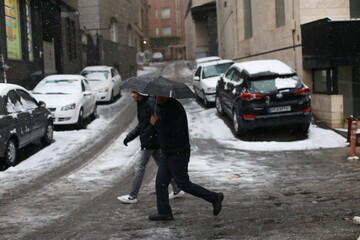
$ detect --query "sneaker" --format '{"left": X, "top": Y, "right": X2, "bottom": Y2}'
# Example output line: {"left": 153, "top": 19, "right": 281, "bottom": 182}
{"left": 212, "top": 192, "right": 224, "bottom": 216}
{"left": 117, "top": 194, "right": 138, "bottom": 204}
{"left": 148, "top": 213, "right": 174, "bottom": 221}
{"left": 169, "top": 190, "right": 185, "bottom": 199}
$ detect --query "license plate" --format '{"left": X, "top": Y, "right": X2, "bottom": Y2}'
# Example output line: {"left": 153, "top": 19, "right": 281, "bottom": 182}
{"left": 268, "top": 106, "right": 291, "bottom": 113}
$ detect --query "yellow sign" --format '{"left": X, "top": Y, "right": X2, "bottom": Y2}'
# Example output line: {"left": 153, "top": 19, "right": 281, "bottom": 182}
{"left": 25, "top": 0, "right": 33, "bottom": 61}
{"left": 5, "top": 0, "right": 22, "bottom": 60}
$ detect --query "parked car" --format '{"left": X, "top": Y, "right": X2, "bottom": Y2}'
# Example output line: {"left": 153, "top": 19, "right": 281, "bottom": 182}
{"left": 193, "top": 59, "right": 234, "bottom": 106}
{"left": 215, "top": 59, "right": 312, "bottom": 136}
{"left": 192, "top": 56, "right": 222, "bottom": 73}
{"left": 32, "top": 75, "right": 97, "bottom": 129}
{"left": 80, "top": 66, "right": 122, "bottom": 103}
{"left": 152, "top": 52, "right": 163, "bottom": 62}
{"left": 0, "top": 83, "right": 53, "bottom": 167}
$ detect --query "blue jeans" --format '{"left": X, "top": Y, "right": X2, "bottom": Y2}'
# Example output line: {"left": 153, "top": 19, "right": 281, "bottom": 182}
{"left": 155, "top": 151, "right": 217, "bottom": 215}
{"left": 129, "top": 148, "right": 180, "bottom": 198}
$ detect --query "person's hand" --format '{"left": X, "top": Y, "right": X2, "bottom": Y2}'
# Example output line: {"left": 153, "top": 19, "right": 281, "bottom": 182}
{"left": 123, "top": 138, "right": 129, "bottom": 146}
{"left": 150, "top": 114, "right": 158, "bottom": 126}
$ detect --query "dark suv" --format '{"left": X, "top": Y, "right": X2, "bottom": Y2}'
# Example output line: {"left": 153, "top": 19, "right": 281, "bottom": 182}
{"left": 215, "top": 59, "right": 311, "bottom": 136}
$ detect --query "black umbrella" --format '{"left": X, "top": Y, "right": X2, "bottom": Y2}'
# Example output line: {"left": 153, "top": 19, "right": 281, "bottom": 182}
{"left": 120, "top": 76, "right": 196, "bottom": 99}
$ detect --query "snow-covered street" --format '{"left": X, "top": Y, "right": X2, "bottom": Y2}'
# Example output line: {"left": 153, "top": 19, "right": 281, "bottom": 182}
{"left": 1, "top": 61, "right": 358, "bottom": 240}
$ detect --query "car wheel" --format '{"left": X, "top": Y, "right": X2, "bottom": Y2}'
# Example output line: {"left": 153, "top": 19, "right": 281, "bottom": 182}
{"left": 215, "top": 95, "right": 225, "bottom": 116}
{"left": 296, "top": 122, "right": 310, "bottom": 133}
{"left": 76, "top": 109, "right": 84, "bottom": 129}
{"left": 41, "top": 120, "right": 54, "bottom": 146}
{"left": 202, "top": 91, "right": 209, "bottom": 106}
{"left": 233, "top": 111, "right": 246, "bottom": 136}
{"left": 90, "top": 103, "right": 97, "bottom": 120}
{"left": 4, "top": 138, "right": 17, "bottom": 167}
{"left": 110, "top": 90, "right": 114, "bottom": 103}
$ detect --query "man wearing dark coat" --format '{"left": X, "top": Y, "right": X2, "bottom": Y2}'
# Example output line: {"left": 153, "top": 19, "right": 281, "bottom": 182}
{"left": 149, "top": 96, "right": 224, "bottom": 221}
{"left": 117, "top": 92, "right": 183, "bottom": 204}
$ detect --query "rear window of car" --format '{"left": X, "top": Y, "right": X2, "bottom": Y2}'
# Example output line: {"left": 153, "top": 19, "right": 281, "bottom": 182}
{"left": 81, "top": 70, "right": 109, "bottom": 79}
{"left": 250, "top": 75, "right": 302, "bottom": 93}
{"left": 202, "top": 63, "right": 234, "bottom": 79}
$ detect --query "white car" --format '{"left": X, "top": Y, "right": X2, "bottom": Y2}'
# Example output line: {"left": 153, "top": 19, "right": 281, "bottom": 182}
{"left": 80, "top": 66, "right": 122, "bottom": 103}
{"left": 192, "top": 56, "right": 222, "bottom": 73}
{"left": 193, "top": 59, "right": 234, "bottom": 106}
{"left": 32, "top": 75, "right": 97, "bottom": 129}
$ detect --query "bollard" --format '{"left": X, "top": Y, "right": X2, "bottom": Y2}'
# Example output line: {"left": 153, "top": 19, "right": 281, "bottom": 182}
{"left": 347, "top": 115, "right": 354, "bottom": 143}
{"left": 348, "top": 121, "right": 359, "bottom": 160}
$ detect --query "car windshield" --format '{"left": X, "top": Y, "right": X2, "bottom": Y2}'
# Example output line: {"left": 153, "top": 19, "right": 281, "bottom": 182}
{"left": 250, "top": 75, "right": 302, "bottom": 93}
{"left": 202, "top": 63, "right": 233, "bottom": 79}
{"left": 33, "top": 79, "right": 80, "bottom": 94}
{"left": 81, "top": 70, "right": 109, "bottom": 79}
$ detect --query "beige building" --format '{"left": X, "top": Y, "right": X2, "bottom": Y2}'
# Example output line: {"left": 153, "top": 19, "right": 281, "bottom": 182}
{"left": 210, "top": 0, "right": 359, "bottom": 128}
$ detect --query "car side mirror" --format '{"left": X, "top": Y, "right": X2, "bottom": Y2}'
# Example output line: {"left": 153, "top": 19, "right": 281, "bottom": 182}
{"left": 38, "top": 101, "right": 46, "bottom": 108}
{"left": 194, "top": 76, "right": 200, "bottom": 81}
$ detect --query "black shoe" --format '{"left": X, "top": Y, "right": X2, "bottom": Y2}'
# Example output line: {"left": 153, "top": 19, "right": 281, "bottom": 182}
{"left": 148, "top": 213, "right": 174, "bottom": 221}
{"left": 212, "top": 192, "right": 224, "bottom": 216}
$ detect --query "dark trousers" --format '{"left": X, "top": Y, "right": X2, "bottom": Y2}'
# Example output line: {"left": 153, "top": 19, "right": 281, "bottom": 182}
{"left": 155, "top": 151, "right": 217, "bottom": 215}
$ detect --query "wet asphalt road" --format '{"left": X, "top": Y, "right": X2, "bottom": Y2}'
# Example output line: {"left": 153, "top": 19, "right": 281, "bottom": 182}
{"left": 1, "top": 61, "right": 360, "bottom": 240}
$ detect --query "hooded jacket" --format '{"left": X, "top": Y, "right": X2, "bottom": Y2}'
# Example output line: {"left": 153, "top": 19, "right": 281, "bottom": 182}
{"left": 125, "top": 96, "right": 160, "bottom": 150}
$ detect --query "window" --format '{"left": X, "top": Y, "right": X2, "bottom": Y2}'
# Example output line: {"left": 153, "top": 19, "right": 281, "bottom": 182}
{"left": 350, "top": 0, "right": 360, "bottom": 18}
{"left": 155, "top": 27, "right": 159, "bottom": 36}
{"left": 6, "top": 90, "right": 23, "bottom": 113}
{"left": 16, "top": 89, "right": 38, "bottom": 110}
{"left": 127, "top": 25, "right": 134, "bottom": 47}
{"left": 162, "top": 27, "right": 171, "bottom": 36}
{"left": 275, "top": 0, "right": 285, "bottom": 27}
{"left": 110, "top": 19, "right": 119, "bottom": 43}
{"left": 243, "top": 0, "right": 253, "bottom": 39}
{"left": 155, "top": 9, "right": 158, "bottom": 19}
{"left": 313, "top": 69, "right": 329, "bottom": 93}
{"left": 161, "top": 8, "right": 170, "bottom": 19}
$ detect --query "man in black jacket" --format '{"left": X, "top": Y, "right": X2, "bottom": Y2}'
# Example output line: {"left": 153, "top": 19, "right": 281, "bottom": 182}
{"left": 149, "top": 96, "right": 224, "bottom": 221}
{"left": 117, "top": 92, "right": 183, "bottom": 204}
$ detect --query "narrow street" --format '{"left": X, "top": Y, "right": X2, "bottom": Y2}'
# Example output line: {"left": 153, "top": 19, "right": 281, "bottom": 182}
{"left": 1, "top": 61, "right": 359, "bottom": 240}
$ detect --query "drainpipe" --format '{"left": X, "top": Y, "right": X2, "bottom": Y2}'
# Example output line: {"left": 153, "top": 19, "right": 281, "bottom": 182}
{"left": 291, "top": 0, "right": 297, "bottom": 70}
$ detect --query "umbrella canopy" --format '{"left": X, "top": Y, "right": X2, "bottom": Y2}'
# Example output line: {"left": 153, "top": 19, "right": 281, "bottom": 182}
{"left": 120, "top": 76, "right": 196, "bottom": 99}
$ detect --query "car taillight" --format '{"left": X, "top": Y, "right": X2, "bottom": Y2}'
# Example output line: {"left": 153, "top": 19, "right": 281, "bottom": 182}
{"left": 243, "top": 114, "right": 256, "bottom": 119}
{"left": 302, "top": 108, "right": 312, "bottom": 113}
{"left": 240, "top": 93, "right": 266, "bottom": 101}
{"left": 294, "top": 88, "right": 311, "bottom": 95}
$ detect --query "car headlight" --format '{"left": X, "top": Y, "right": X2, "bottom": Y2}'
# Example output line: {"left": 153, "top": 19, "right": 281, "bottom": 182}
{"left": 61, "top": 103, "right": 76, "bottom": 111}
{"left": 98, "top": 87, "right": 109, "bottom": 93}
{"left": 206, "top": 87, "right": 215, "bottom": 92}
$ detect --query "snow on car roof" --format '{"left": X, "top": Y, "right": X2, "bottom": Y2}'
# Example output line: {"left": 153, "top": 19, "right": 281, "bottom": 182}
{"left": 197, "top": 59, "right": 234, "bottom": 67}
{"left": 43, "top": 74, "right": 85, "bottom": 80}
{"left": 0, "top": 83, "right": 27, "bottom": 97}
{"left": 195, "top": 56, "right": 221, "bottom": 64}
{"left": 232, "top": 59, "right": 295, "bottom": 77}
{"left": 82, "top": 66, "right": 111, "bottom": 71}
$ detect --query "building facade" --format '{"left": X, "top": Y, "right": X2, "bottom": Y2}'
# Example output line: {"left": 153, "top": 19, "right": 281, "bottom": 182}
{"left": 213, "top": 0, "right": 358, "bottom": 128}
{"left": 77, "top": 0, "right": 149, "bottom": 79}
{"left": 148, "top": 0, "right": 186, "bottom": 60}
{"left": 185, "top": 0, "right": 218, "bottom": 60}
{"left": 0, "top": 0, "right": 82, "bottom": 88}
